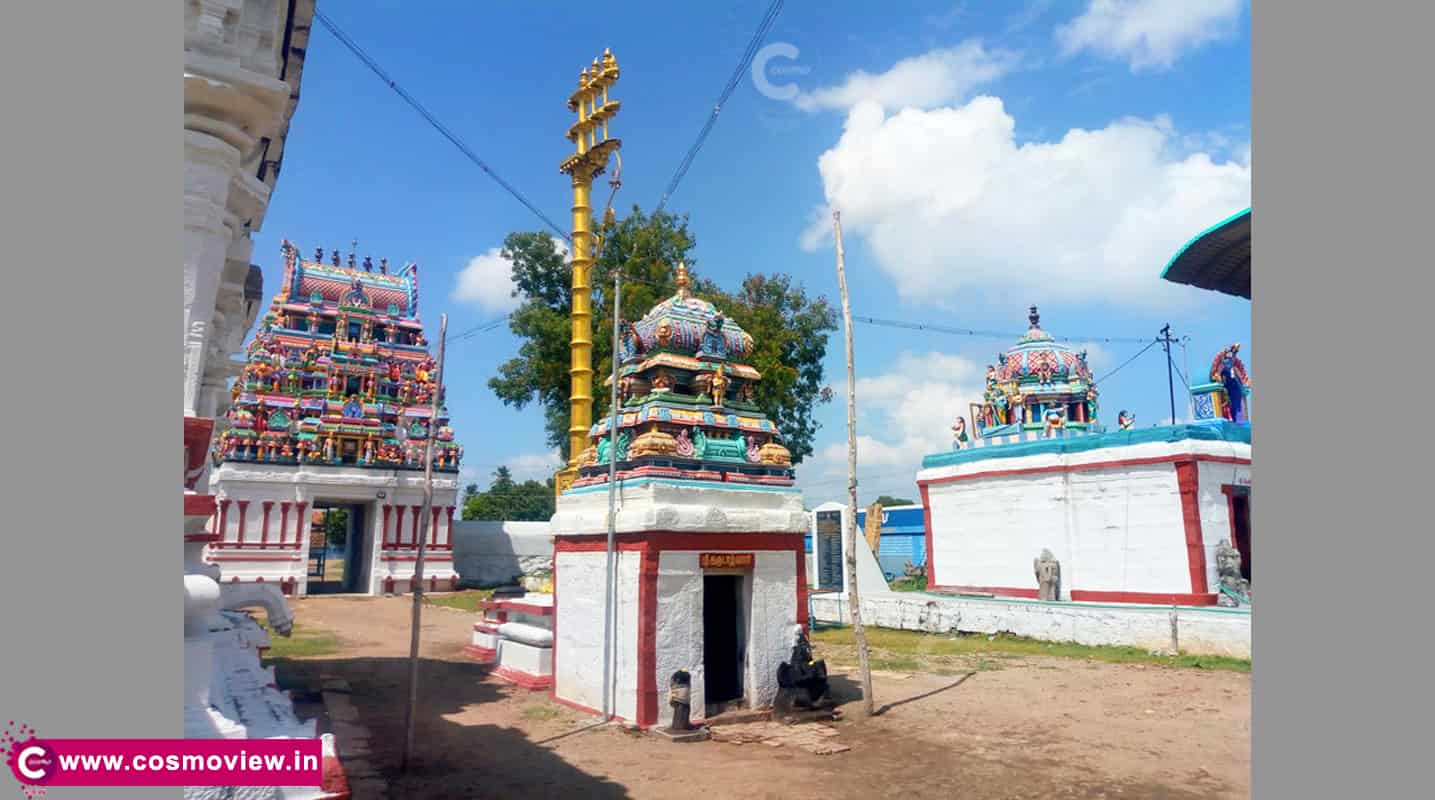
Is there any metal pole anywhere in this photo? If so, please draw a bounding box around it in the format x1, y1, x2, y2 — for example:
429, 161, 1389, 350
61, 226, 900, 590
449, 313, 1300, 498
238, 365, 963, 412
1161, 324, 1176, 425
401, 312, 447, 773
602, 270, 622, 722
833, 211, 874, 717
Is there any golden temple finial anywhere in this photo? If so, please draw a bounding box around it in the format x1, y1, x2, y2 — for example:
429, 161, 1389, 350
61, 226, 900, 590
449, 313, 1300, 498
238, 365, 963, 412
675, 262, 690, 299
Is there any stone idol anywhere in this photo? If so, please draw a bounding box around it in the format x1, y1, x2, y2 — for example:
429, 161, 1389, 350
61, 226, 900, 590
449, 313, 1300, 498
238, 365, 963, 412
1034, 549, 1061, 601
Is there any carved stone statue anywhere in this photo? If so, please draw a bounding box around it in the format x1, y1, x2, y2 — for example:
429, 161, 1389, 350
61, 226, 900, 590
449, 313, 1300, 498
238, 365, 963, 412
1214, 539, 1251, 607
1033, 549, 1061, 601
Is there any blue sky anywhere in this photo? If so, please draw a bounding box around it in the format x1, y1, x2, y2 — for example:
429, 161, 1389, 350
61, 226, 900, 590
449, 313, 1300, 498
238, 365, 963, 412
251, 0, 1251, 502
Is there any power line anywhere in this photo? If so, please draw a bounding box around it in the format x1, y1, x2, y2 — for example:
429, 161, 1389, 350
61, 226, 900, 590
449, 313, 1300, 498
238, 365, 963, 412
1095, 339, 1159, 383
654, 0, 785, 214
313, 10, 570, 241
853, 315, 1152, 345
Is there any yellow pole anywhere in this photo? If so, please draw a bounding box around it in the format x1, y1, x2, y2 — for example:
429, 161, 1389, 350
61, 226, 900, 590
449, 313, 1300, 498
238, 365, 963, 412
556, 50, 621, 502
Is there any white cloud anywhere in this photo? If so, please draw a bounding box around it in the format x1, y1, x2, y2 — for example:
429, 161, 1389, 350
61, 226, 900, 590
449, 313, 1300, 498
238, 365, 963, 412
451, 236, 569, 315
1056, 0, 1245, 72
452, 247, 520, 314
800, 95, 1250, 310
508, 451, 563, 483
793, 40, 1020, 113
797, 352, 985, 502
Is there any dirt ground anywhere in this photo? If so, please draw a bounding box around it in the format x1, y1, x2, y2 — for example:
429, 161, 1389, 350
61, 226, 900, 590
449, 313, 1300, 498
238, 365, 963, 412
272, 595, 1250, 800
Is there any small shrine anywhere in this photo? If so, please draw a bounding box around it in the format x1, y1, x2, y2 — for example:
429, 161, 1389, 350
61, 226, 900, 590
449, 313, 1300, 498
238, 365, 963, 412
571, 262, 793, 487
968, 306, 1099, 444
207, 242, 464, 597
548, 263, 809, 728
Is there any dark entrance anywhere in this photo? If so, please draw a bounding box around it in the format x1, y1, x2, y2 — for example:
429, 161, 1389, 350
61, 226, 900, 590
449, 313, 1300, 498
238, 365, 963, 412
1231, 494, 1251, 581
308, 502, 370, 594
703, 575, 746, 708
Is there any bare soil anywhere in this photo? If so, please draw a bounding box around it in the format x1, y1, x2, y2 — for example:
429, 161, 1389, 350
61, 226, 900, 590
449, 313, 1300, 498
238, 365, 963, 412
272, 595, 1250, 800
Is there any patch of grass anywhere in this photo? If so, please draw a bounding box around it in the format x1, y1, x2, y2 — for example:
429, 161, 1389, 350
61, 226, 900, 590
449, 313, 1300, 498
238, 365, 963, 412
889, 575, 928, 592
520, 703, 565, 722
870, 657, 922, 672
809, 627, 1249, 673
258, 621, 341, 659
425, 589, 496, 613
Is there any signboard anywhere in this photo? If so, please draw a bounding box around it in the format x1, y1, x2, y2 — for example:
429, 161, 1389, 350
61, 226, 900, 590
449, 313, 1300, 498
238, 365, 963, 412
815, 509, 843, 590
699, 553, 755, 570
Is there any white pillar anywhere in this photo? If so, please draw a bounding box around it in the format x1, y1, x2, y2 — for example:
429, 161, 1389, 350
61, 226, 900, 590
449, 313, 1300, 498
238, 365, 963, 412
183, 130, 242, 417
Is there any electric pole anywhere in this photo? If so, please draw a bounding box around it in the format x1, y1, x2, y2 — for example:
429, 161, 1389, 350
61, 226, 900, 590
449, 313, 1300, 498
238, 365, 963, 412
1160, 324, 1177, 425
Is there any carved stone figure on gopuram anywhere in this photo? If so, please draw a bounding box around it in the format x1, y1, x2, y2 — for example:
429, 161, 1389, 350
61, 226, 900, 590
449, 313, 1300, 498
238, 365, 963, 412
213, 240, 463, 472
572, 262, 795, 488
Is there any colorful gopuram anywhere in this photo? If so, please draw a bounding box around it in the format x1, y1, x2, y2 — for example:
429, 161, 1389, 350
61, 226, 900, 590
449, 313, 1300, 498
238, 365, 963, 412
970, 306, 1100, 444
208, 241, 464, 597
549, 263, 809, 727
569, 263, 793, 488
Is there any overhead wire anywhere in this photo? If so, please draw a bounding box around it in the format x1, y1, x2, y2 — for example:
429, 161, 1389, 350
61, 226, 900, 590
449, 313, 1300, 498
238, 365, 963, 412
313, 10, 570, 241
654, 0, 785, 214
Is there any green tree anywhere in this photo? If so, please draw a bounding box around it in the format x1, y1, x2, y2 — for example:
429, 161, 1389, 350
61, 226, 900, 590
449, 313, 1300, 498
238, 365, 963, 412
462, 466, 556, 522
873, 495, 916, 508
322, 509, 348, 549
488, 206, 837, 464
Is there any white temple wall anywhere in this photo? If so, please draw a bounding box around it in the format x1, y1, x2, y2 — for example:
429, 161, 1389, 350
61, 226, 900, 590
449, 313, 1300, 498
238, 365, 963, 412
451, 520, 554, 587
927, 462, 1190, 596
553, 550, 641, 722
651, 550, 797, 726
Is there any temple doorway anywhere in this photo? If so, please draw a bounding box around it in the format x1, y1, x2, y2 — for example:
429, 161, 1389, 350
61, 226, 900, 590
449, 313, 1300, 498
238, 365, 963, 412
308, 501, 372, 595
703, 574, 747, 713
1231, 493, 1251, 581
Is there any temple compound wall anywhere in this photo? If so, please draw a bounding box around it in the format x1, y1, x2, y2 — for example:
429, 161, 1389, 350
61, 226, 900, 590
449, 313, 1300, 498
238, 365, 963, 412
918, 424, 1251, 606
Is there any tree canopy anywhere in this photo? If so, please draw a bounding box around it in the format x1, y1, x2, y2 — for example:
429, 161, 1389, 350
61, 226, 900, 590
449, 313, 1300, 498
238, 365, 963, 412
873, 495, 917, 508
461, 466, 555, 522
488, 206, 838, 466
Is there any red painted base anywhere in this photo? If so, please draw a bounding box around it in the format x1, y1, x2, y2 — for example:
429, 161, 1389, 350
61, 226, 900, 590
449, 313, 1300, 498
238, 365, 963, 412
463, 644, 496, 663
550, 695, 633, 725
493, 666, 554, 691
318, 753, 351, 800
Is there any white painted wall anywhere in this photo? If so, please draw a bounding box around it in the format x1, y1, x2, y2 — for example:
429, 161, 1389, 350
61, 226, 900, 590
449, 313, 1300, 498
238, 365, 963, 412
210, 461, 460, 595
550, 480, 808, 536
553, 550, 640, 721
451, 520, 554, 587
810, 592, 1250, 659
651, 551, 798, 726
920, 437, 1251, 599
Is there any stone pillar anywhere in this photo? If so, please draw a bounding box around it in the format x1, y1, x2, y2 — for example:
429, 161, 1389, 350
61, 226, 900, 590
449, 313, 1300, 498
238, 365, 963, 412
183, 131, 243, 417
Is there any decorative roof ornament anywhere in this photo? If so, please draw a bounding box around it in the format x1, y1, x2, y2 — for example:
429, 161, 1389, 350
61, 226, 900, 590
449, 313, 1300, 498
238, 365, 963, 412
675, 262, 691, 300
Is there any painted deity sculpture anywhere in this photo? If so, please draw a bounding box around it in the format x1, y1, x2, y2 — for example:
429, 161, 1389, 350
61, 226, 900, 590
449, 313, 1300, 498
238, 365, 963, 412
951, 416, 969, 450
1118, 410, 1135, 430
1210, 344, 1251, 423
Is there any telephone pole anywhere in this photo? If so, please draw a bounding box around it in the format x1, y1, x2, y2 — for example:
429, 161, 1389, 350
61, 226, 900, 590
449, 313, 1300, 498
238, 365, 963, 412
555, 49, 622, 504
1160, 324, 1177, 425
